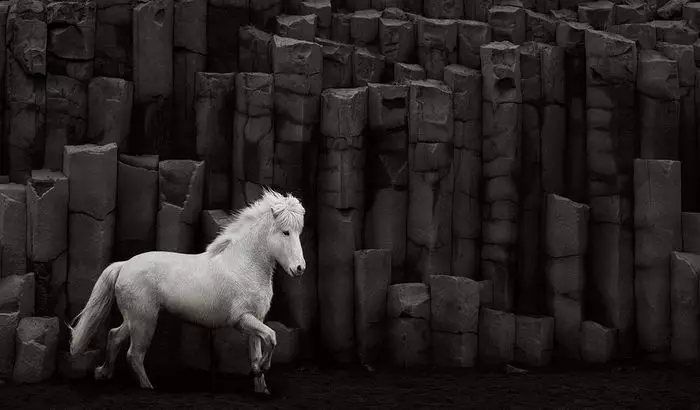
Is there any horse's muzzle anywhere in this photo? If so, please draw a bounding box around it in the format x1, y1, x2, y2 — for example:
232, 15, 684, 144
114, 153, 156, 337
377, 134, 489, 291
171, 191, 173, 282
291, 265, 305, 277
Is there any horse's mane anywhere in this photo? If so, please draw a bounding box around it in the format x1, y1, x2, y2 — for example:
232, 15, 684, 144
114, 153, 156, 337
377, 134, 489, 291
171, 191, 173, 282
205, 188, 305, 257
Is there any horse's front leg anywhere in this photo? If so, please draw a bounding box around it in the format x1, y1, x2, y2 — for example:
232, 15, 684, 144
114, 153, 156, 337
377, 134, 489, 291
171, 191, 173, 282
248, 335, 269, 395
238, 313, 277, 394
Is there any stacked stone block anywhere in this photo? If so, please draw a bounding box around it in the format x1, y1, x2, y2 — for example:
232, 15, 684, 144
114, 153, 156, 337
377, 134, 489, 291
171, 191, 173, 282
354, 249, 391, 367
387, 283, 431, 367
430, 275, 479, 367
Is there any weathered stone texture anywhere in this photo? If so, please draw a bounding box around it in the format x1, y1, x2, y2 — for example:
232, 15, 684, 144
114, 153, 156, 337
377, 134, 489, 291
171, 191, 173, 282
45, 75, 87, 170
488, 6, 526, 44
578, 1, 614, 30
6, 0, 47, 183
515, 315, 554, 366
0, 272, 35, 319
580, 320, 617, 363
478, 308, 516, 365
415, 16, 457, 80
608, 23, 657, 50
207, 0, 248, 72
683, 212, 700, 253
132, 0, 173, 156
239, 25, 272, 74
114, 155, 158, 260
407, 79, 454, 283
354, 249, 391, 366
430, 275, 479, 367
480, 42, 521, 312
585, 29, 637, 358
634, 159, 682, 362
353, 46, 386, 87
317, 37, 353, 89
387, 283, 430, 320
457, 20, 490, 70
545, 194, 588, 359
0, 183, 27, 277
366, 83, 408, 283
0, 311, 19, 378
12, 316, 59, 383
63, 143, 117, 319
379, 17, 414, 78
94, 0, 133, 79
194, 72, 234, 210
46, 0, 95, 80
299, 1, 331, 39
670, 251, 700, 362
276, 14, 316, 42
318, 87, 367, 363
394, 62, 426, 83
86, 76, 133, 150
26, 170, 67, 319
232, 72, 274, 211
156, 159, 204, 253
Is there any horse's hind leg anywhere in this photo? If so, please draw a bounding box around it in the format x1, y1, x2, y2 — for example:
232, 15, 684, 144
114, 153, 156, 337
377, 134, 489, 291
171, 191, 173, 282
124, 311, 158, 389
95, 323, 129, 380
248, 335, 270, 395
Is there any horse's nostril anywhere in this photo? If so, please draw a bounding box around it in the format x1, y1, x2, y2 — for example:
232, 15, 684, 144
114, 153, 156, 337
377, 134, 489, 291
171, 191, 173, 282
296, 265, 303, 273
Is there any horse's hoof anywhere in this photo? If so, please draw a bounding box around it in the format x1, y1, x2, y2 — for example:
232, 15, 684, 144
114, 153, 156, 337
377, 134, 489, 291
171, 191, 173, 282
94, 366, 108, 380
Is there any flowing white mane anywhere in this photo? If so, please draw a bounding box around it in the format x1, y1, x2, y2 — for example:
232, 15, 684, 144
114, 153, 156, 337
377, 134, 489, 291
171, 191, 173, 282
205, 188, 305, 257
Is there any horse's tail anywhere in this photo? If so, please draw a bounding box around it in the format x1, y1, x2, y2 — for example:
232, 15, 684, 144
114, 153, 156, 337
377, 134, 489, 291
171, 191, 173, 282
68, 261, 124, 356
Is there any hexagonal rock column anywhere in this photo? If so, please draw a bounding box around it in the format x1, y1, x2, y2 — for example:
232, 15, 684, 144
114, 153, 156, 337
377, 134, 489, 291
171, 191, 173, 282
0, 183, 27, 277
515, 315, 554, 367
580, 321, 617, 363
0, 311, 19, 379
354, 249, 391, 367
172, 0, 206, 159
12, 316, 59, 383
45, 75, 87, 170
0, 272, 35, 319
578, 1, 614, 31
394, 62, 426, 83
276, 14, 317, 42
479, 308, 516, 365
517, 42, 567, 314
353, 46, 386, 87
545, 194, 589, 359
556, 21, 591, 204
444, 65, 481, 280
94, 0, 133, 79
378, 16, 414, 81
86, 77, 133, 149
365, 83, 408, 284
194, 72, 235, 210
0, 3, 8, 175
415, 16, 457, 80
316, 37, 353, 89
232, 72, 274, 211
207, 0, 249, 72
670, 251, 700, 363
6, 0, 47, 183
585, 29, 637, 358
63, 144, 117, 324
132, 0, 173, 156
297, 1, 331, 40
634, 159, 682, 362
637, 49, 680, 160
239, 25, 272, 74
457, 20, 491, 70
657, 42, 697, 211
271, 35, 321, 352
114, 155, 158, 260
430, 275, 479, 367
386, 283, 431, 367
27, 171, 68, 322
480, 42, 521, 312
318, 87, 367, 363
424, 0, 463, 18
683, 212, 700, 253
488, 6, 526, 45
349, 9, 380, 51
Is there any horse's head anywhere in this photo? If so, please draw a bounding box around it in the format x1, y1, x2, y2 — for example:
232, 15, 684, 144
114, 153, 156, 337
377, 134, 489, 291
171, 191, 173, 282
267, 191, 306, 277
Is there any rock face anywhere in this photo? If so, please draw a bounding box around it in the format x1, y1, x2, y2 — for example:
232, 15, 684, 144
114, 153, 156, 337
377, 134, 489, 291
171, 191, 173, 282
545, 194, 589, 359
515, 315, 554, 367
156, 159, 204, 253
0, 312, 20, 378
0, 183, 27, 277
57, 349, 99, 379
585, 29, 637, 358
0, 273, 35, 319
683, 212, 700, 253
318, 87, 367, 363
194, 72, 235, 210
45, 75, 87, 171
444, 65, 481, 280
480, 41, 521, 312
386, 283, 431, 366
354, 249, 391, 366
207, 0, 248, 73
6, 0, 47, 183
271, 36, 320, 354
407, 79, 454, 284
365, 83, 408, 284
479, 307, 516, 365
12, 316, 59, 383
232, 72, 274, 211
86, 77, 133, 149
94, 0, 134, 79
26, 170, 67, 321
132, 0, 173, 156
634, 159, 682, 362
430, 275, 479, 367
670, 251, 700, 363
580, 321, 617, 363
415, 16, 457, 80
115, 155, 158, 260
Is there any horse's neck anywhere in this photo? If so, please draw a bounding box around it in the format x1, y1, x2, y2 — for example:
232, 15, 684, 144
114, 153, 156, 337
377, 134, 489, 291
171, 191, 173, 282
220, 223, 275, 287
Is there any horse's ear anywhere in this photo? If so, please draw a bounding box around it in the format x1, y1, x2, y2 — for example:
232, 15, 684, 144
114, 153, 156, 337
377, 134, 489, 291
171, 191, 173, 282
271, 207, 281, 219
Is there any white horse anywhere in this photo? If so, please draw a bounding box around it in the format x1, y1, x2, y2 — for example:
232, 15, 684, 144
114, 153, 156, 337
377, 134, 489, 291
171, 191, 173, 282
68, 189, 306, 394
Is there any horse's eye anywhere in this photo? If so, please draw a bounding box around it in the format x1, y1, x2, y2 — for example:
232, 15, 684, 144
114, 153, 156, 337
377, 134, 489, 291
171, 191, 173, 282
283, 231, 290, 236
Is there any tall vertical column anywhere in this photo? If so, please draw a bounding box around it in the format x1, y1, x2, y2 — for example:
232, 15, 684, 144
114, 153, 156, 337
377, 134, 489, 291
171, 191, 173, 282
94, 0, 133, 79
63, 143, 117, 325
232, 72, 274, 210
415, 16, 458, 80
444, 65, 481, 280
271, 35, 321, 353
194, 73, 235, 210
6, 0, 47, 183
239, 25, 272, 74
407, 79, 454, 284
114, 154, 158, 260
317, 87, 367, 363
585, 29, 637, 357
132, 0, 173, 156
0, 182, 26, 277
480, 42, 521, 312
173, 0, 206, 158
670, 251, 700, 362
0, 3, 8, 175
86, 77, 133, 149
634, 159, 682, 362
207, 0, 249, 72
366, 83, 408, 284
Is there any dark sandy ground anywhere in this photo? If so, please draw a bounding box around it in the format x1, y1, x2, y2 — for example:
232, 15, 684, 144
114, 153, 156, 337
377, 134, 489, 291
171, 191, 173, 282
2, 361, 700, 409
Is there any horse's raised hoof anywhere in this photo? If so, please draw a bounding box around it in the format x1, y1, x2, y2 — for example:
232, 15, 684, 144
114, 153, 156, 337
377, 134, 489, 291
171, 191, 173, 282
94, 365, 110, 381
253, 376, 271, 396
